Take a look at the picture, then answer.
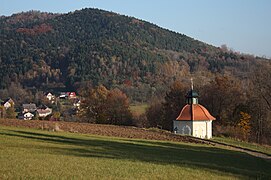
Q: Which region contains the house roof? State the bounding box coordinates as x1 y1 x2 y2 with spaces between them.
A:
176 104 215 121
38 104 48 109
4 98 14 103
23 103 37 110
24 112 34 116
37 108 52 114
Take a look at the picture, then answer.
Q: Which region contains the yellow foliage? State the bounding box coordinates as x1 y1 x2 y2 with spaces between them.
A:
237 111 251 140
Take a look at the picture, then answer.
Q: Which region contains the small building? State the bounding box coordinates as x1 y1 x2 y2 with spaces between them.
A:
2 98 15 109
59 92 76 99
59 92 67 99
18 112 34 120
68 92 76 99
23 103 37 113
173 82 215 139
45 92 55 102
37 105 52 118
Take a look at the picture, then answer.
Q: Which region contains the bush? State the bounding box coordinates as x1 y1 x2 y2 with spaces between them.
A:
213 125 248 141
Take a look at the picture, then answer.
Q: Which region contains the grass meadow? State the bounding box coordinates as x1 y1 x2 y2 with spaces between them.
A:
0 126 270 179
213 137 271 155
129 103 149 116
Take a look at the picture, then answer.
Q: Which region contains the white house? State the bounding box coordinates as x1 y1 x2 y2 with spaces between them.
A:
37 106 52 118
2 98 14 109
46 92 55 102
59 92 68 99
173 83 215 139
18 112 34 120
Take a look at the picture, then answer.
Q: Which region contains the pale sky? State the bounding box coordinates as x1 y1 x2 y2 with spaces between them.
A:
1 0 271 57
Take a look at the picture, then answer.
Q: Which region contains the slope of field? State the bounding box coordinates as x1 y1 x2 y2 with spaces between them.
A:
0 125 271 179
213 137 271 156
0 119 202 143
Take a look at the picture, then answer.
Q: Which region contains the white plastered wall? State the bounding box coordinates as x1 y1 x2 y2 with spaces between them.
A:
173 120 193 135
192 120 212 139
173 120 213 139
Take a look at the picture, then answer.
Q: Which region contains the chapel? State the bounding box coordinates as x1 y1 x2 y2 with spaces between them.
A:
173 80 216 139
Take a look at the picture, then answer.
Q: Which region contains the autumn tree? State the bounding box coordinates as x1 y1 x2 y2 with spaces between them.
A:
105 88 132 125
79 85 133 125
246 62 271 144
52 111 61 121
162 81 188 130
0 82 34 109
237 111 251 140
0 105 6 118
79 85 109 123
6 106 17 119
145 98 164 128
200 76 244 125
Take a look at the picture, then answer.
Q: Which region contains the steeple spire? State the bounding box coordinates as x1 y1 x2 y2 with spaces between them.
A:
186 78 199 104
191 78 194 90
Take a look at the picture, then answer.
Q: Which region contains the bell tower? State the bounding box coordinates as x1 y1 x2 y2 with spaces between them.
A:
186 78 199 104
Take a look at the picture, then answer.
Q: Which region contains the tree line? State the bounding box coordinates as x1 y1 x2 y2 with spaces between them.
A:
144 66 271 145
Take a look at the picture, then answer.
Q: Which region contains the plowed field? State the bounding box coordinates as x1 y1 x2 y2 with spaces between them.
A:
0 119 204 144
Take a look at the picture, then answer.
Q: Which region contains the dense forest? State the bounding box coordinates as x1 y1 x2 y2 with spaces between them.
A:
1 8 269 101
0 9 271 144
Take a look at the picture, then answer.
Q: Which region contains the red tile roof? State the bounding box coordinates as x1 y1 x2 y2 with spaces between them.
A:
176 104 215 121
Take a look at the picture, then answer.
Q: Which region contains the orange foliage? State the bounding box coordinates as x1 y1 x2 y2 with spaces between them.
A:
16 23 53 35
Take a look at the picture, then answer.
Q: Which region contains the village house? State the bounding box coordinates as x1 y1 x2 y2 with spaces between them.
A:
59 92 77 99
59 92 67 99
23 103 37 113
18 112 34 120
37 105 52 118
45 92 55 103
173 80 215 139
68 92 76 99
1 98 15 109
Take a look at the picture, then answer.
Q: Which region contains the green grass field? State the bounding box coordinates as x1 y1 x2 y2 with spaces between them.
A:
129 103 149 115
213 137 271 155
0 126 270 179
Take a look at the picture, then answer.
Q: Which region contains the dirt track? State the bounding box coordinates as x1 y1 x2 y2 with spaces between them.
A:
0 119 205 144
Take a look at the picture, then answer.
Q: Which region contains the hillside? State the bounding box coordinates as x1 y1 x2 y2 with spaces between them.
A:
1 8 269 101
0 125 270 179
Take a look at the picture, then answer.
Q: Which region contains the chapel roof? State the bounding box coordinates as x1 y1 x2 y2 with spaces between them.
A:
176 104 215 121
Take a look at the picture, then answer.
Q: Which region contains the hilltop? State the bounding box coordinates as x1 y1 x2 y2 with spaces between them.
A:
1 8 270 101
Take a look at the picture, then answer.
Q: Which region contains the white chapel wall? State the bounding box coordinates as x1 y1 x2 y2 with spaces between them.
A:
173 120 193 135
192 120 213 139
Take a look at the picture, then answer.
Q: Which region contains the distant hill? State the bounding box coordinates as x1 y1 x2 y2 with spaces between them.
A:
0 8 269 101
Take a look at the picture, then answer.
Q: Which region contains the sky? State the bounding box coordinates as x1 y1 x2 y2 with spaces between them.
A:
1 0 271 58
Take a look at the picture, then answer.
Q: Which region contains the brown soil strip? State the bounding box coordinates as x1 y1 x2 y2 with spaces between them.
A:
0 119 205 144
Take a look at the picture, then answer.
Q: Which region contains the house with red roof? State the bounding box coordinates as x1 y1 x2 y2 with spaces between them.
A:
173 80 215 139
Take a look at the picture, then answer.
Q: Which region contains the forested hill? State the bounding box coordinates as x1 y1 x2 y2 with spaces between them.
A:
0 8 270 101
